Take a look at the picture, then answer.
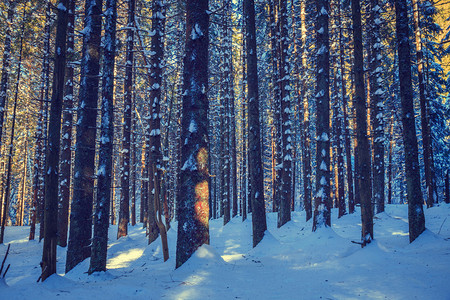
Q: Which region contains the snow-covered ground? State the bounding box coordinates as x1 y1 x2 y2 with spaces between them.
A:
1 204 449 299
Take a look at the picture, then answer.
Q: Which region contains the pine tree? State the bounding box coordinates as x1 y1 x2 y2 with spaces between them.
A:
149 0 168 260
352 0 373 245
298 0 312 221
41 0 70 281
244 0 267 246
338 0 354 214
312 0 331 231
445 170 449 204
175 0 210 268
118 0 136 239
278 0 292 228
0 1 15 146
394 0 425 243
66 0 103 273
369 0 385 214
58 0 76 248
0 4 26 245
89 0 117 274
412 0 435 208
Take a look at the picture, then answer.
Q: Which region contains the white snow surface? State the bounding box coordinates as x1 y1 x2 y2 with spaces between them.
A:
1 204 450 299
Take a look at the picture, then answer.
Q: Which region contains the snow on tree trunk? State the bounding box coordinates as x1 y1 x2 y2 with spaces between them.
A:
278 0 292 228
369 0 385 214
66 0 102 273
220 0 232 226
0 1 14 147
37 2 52 242
298 0 312 222
352 0 373 245
118 0 136 239
0 1 15 238
445 170 449 204
0 5 25 245
268 0 280 214
338 0 354 214
394 0 425 243
41 0 70 281
58 0 76 247
412 0 435 208
175 0 210 268
244 0 267 247
149 0 168 260
89 0 117 274
312 0 331 231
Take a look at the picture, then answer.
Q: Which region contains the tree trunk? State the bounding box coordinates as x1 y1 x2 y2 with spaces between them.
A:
278 0 292 228
412 0 435 208
388 115 394 205
66 0 102 273
221 0 231 226
18 140 28 226
118 0 136 239
175 0 210 268
88 0 117 274
269 0 281 214
335 75 345 218
30 2 51 239
369 0 385 214
58 0 76 247
149 0 167 253
312 0 331 231
339 11 354 214
0 6 25 244
41 0 69 281
241 51 247 222
394 0 425 242
445 170 449 204
130 93 137 226
37 2 53 242
0 2 14 232
0 1 14 145
352 0 373 245
141 138 149 228
298 0 312 221
244 0 267 246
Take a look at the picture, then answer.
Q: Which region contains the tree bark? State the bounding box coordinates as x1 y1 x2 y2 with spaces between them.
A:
0 5 25 244
369 0 385 214
388 115 394 204
0 1 14 145
445 170 449 204
148 0 167 255
312 0 331 231
41 0 69 281
118 0 136 239
412 0 435 208
278 0 292 228
244 0 267 246
352 0 373 245
175 0 210 268
88 0 116 274
394 0 425 242
299 0 312 221
58 0 76 247
66 0 102 273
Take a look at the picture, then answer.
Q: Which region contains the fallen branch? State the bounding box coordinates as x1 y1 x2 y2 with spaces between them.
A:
351 240 364 245
0 244 11 277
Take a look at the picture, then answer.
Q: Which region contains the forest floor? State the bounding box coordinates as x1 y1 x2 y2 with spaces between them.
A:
1 203 450 299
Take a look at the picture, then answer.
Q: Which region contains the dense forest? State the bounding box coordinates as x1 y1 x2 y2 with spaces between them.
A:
0 0 449 285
